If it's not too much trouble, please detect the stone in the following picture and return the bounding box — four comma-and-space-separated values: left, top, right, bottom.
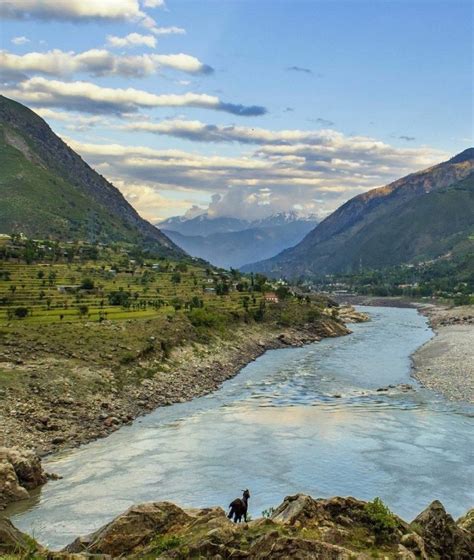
412, 500, 474, 559
64, 501, 192, 557
0, 447, 47, 509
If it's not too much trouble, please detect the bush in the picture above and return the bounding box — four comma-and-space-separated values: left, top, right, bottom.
188, 307, 225, 328
364, 497, 398, 543
80, 278, 95, 290
14, 306, 29, 319
108, 290, 131, 307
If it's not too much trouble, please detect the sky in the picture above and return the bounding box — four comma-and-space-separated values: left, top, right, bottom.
1, 0, 472, 222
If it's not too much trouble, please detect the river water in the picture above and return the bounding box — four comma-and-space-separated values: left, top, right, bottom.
6, 306, 474, 549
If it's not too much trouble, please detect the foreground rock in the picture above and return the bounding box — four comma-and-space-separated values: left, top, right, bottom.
0, 447, 47, 509
2, 495, 473, 559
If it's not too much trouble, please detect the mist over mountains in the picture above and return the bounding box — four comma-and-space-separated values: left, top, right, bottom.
157, 212, 319, 269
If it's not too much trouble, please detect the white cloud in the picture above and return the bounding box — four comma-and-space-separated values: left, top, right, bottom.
1, 0, 147, 21
106, 33, 157, 49
143, 0, 165, 7
0, 48, 213, 77
152, 26, 186, 36
61, 134, 446, 221
11, 36, 30, 45
4, 76, 266, 116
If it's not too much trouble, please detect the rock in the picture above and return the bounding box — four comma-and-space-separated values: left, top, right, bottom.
64, 502, 192, 557
0, 517, 44, 556
400, 532, 428, 559
0, 447, 47, 509
412, 500, 474, 559
249, 533, 355, 559
0, 459, 29, 509
457, 508, 474, 533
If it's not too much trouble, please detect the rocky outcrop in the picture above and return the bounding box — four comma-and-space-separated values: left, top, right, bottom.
0, 447, 47, 509
65, 502, 192, 557
412, 500, 474, 559
3, 495, 473, 559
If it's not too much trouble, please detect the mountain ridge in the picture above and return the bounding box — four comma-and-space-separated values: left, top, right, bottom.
0, 95, 183, 256
157, 212, 319, 268
243, 149, 474, 277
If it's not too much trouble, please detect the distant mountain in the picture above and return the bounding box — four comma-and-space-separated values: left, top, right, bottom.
157, 212, 318, 269
0, 95, 183, 257
243, 149, 474, 277
157, 214, 251, 237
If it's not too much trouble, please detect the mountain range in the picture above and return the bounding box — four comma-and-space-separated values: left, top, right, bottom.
157, 212, 319, 269
243, 149, 474, 277
0, 95, 182, 257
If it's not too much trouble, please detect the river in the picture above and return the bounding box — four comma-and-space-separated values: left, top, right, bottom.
6, 306, 474, 549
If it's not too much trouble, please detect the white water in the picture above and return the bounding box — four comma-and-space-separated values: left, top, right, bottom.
6, 306, 474, 549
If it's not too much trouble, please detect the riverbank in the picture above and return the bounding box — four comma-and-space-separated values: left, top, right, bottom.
412, 304, 474, 404
335, 295, 474, 404
0, 304, 363, 457
2, 493, 473, 559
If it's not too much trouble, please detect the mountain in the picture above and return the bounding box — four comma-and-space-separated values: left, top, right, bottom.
158, 212, 318, 269
0, 95, 183, 257
243, 149, 474, 277
157, 214, 251, 237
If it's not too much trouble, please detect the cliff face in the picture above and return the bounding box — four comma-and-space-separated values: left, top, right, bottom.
2, 494, 473, 559
0, 95, 183, 256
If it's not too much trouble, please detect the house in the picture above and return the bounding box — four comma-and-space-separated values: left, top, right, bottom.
264, 292, 279, 303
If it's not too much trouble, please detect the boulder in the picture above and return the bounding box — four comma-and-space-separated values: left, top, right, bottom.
0, 458, 29, 509
0, 517, 42, 555
249, 533, 356, 559
65, 501, 192, 557
3, 447, 47, 489
457, 508, 474, 534
0, 447, 47, 509
412, 500, 474, 559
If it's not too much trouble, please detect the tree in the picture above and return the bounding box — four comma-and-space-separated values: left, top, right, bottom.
171, 272, 181, 284
78, 305, 89, 317
80, 278, 95, 290
14, 307, 29, 319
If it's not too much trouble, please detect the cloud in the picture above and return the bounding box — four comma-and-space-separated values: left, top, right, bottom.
310, 117, 335, 127
0, 0, 149, 22
63, 131, 447, 221
286, 65, 312, 74
0, 49, 214, 77
11, 36, 30, 45
143, 0, 165, 7
124, 118, 340, 144
153, 26, 186, 36
4, 76, 267, 116
106, 33, 157, 49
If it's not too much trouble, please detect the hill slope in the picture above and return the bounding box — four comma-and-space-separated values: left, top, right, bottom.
158, 212, 318, 269
0, 95, 182, 256
243, 149, 474, 277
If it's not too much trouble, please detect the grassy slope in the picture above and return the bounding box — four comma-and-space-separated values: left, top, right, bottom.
244, 153, 474, 277
320, 173, 474, 272
0, 96, 182, 256
1, 125, 124, 241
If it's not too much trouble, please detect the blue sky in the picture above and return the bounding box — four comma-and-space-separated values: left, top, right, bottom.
1, 0, 472, 221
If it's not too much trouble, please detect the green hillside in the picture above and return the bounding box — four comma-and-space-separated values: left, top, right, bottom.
0, 96, 182, 257
244, 149, 474, 277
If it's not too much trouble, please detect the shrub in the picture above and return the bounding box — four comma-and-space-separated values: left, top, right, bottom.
108, 290, 131, 307
14, 306, 29, 319
80, 278, 95, 290
188, 307, 224, 328
364, 497, 398, 543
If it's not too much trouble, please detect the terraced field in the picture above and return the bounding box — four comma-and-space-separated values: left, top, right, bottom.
0, 259, 264, 324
